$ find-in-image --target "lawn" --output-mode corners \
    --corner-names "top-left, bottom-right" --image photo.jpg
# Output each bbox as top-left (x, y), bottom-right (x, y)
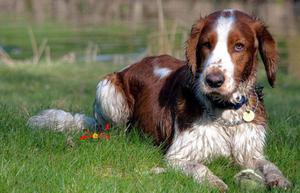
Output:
top-left (0, 61), bottom-right (299, 193)
top-left (0, 22), bottom-right (149, 60)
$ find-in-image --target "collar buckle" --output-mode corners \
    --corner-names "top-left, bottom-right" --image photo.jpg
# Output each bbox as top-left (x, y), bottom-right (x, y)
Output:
top-left (233, 96), bottom-right (248, 110)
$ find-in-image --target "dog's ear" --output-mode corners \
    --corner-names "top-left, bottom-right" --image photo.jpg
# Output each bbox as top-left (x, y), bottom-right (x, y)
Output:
top-left (185, 18), bottom-right (206, 75)
top-left (254, 21), bottom-right (278, 87)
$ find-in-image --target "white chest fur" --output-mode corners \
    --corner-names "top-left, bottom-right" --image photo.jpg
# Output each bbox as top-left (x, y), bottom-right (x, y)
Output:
top-left (167, 121), bottom-right (231, 162)
top-left (166, 110), bottom-right (266, 165)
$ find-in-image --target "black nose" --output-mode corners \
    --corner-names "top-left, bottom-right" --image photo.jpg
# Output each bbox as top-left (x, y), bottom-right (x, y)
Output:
top-left (205, 73), bottom-right (225, 88)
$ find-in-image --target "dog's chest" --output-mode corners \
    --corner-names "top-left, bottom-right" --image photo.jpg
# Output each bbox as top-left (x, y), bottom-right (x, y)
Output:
top-left (166, 109), bottom-right (264, 162)
top-left (167, 121), bottom-right (232, 162)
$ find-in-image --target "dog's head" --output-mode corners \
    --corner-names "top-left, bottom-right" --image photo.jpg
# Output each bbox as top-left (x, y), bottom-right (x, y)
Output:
top-left (186, 9), bottom-right (277, 102)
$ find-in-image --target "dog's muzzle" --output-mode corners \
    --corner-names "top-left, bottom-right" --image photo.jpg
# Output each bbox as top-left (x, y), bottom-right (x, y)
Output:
top-left (205, 71), bottom-right (225, 88)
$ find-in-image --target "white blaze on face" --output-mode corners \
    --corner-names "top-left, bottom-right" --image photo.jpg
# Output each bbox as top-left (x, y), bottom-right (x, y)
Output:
top-left (200, 11), bottom-right (236, 94)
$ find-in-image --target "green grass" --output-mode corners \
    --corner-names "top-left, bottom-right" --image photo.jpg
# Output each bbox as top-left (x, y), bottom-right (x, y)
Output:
top-left (0, 22), bottom-right (149, 60)
top-left (0, 62), bottom-right (299, 193)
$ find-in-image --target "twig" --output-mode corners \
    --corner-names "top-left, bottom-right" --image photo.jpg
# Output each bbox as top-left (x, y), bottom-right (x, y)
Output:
top-left (33, 39), bottom-right (48, 64)
top-left (156, 0), bottom-right (165, 54)
top-left (45, 45), bottom-right (51, 65)
top-left (28, 27), bottom-right (39, 64)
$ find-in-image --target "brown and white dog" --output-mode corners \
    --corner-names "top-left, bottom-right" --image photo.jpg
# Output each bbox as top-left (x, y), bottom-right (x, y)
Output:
top-left (28, 10), bottom-right (291, 191)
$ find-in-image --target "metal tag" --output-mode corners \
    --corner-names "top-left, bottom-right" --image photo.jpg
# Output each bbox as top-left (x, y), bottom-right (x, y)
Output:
top-left (243, 110), bottom-right (255, 122)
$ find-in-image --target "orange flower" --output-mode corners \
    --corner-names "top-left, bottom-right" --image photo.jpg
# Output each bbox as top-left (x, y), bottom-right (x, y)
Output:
top-left (105, 134), bottom-right (110, 140)
top-left (80, 135), bottom-right (88, 140)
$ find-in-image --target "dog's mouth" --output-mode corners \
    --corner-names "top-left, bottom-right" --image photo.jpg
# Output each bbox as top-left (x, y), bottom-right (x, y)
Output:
top-left (206, 90), bottom-right (247, 109)
top-left (201, 79), bottom-right (236, 99)
top-left (196, 74), bottom-right (243, 108)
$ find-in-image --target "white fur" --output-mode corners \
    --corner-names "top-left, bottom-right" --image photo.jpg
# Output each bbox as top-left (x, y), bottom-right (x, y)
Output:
top-left (27, 109), bottom-right (96, 131)
top-left (27, 77), bottom-right (131, 131)
top-left (167, 120), bottom-right (231, 162)
top-left (153, 66), bottom-right (172, 79)
top-left (200, 12), bottom-right (236, 95)
top-left (232, 124), bottom-right (266, 166)
top-left (222, 9), bottom-right (234, 13)
top-left (95, 79), bottom-right (130, 125)
top-left (167, 111), bottom-right (266, 166)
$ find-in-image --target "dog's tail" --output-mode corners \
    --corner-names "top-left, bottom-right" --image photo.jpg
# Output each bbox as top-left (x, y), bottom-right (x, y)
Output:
top-left (27, 109), bottom-right (96, 132)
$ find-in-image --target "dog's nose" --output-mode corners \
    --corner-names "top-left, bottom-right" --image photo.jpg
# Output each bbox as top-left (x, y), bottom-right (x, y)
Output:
top-left (205, 72), bottom-right (225, 88)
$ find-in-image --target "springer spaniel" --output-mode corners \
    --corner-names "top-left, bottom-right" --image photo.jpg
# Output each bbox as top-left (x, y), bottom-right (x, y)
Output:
top-left (28, 10), bottom-right (291, 191)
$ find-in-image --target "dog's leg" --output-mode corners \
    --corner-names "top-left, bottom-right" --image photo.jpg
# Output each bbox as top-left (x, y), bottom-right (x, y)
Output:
top-left (167, 159), bottom-right (228, 192)
top-left (94, 73), bottom-right (132, 127)
top-left (236, 158), bottom-right (291, 189)
top-left (251, 158), bottom-right (291, 189)
top-left (232, 124), bottom-right (291, 189)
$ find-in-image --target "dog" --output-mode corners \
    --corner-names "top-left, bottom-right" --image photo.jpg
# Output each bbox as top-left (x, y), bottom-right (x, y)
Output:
top-left (28, 9), bottom-right (291, 191)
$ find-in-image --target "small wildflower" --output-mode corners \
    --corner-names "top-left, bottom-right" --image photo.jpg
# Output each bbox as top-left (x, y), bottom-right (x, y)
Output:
top-left (105, 134), bottom-right (110, 140)
top-left (92, 133), bottom-right (99, 139)
top-left (105, 123), bottom-right (110, 131)
top-left (80, 135), bottom-right (89, 140)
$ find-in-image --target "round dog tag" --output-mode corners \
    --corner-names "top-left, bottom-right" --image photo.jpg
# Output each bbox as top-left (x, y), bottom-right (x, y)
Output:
top-left (243, 110), bottom-right (255, 122)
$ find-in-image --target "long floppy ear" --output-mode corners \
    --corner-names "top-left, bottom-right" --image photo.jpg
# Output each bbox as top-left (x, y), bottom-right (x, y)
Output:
top-left (255, 21), bottom-right (278, 87)
top-left (185, 18), bottom-right (206, 74)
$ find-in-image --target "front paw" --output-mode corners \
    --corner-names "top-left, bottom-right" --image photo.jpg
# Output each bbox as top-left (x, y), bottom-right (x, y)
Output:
top-left (265, 173), bottom-right (292, 190)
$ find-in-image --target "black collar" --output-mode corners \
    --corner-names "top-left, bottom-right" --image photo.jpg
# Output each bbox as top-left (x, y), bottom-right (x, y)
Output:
top-left (209, 84), bottom-right (264, 110)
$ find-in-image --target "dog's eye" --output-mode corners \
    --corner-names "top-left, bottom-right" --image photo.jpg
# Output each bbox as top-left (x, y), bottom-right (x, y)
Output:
top-left (201, 42), bottom-right (211, 49)
top-left (234, 43), bottom-right (245, 52)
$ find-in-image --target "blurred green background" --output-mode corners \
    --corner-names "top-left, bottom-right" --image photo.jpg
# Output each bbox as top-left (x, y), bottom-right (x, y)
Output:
top-left (0, 0), bottom-right (299, 77)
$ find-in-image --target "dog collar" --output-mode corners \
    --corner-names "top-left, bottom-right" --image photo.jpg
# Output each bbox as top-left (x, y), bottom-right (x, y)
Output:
top-left (212, 84), bottom-right (264, 110)
top-left (233, 96), bottom-right (248, 110)
top-left (212, 85), bottom-right (264, 125)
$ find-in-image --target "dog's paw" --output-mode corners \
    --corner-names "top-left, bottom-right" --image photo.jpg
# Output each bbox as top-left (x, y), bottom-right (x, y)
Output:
top-left (265, 173), bottom-right (292, 190)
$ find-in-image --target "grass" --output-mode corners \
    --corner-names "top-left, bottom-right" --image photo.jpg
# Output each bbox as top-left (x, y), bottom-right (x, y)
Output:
top-left (0, 22), bottom-right (149, 60)
top-left (0, 61), bottom-right (299, 193)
